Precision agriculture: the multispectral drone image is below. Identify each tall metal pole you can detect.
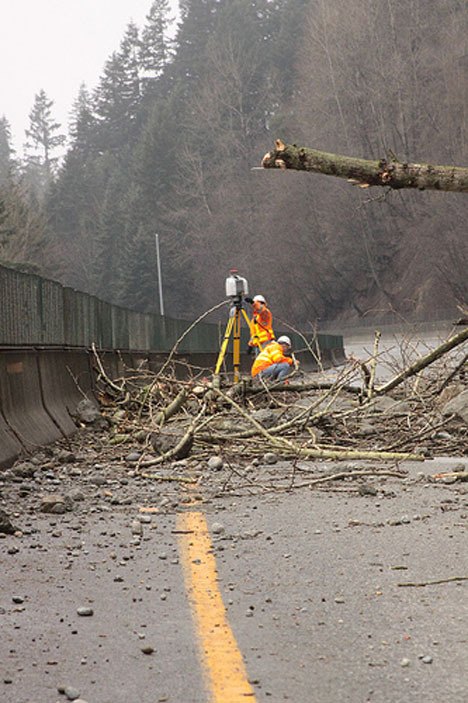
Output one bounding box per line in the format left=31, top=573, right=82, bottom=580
left=155, top=233, right=165, bottom=316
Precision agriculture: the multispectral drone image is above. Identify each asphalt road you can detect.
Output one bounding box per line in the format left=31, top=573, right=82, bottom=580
left=1, top=328, right=467, bottom=703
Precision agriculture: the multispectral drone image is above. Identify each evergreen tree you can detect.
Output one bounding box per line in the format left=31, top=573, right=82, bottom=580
left=171, top=0, right=225, bottom=88
left=140, top=0, right=175, bottom=84
left=94, top=22, right=141, bottom=152
left=24, top=90, right=65, bottom=176
left=23, top=90, right=65, bottom=199
left=119, top=223, right=159, bottom=311
left=0, top=116, right=14, bottom=186
left=69, top=83, right=98, bottom=157
left=0, top=181, right=46, bottom=270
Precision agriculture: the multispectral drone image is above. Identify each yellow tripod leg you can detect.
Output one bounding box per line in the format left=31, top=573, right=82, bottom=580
left=241, top=308, right=252, bottom=327
left=233, top=309, right=241, bottom=383
left=214, top=315, right=235, bottom=376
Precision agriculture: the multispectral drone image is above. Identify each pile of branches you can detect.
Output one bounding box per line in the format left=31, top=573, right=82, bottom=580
left=89, top=327, right=468, bottom=478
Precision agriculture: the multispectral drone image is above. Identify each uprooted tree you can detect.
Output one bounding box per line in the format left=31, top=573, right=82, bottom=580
left=261, top=140, right=468, bottom=193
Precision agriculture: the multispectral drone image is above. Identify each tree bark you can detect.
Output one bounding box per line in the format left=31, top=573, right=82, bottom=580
left=261, top=140, right=468, bottom=193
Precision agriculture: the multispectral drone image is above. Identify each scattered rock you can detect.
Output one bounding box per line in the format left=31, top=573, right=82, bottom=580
left=0, top=508, right=16, bottom=534
left=75, top=398, right=101, bottom=424
left=151, top=429, right=193, bottom=459
left=76, top=607, right=94, bottom=617
left=358, top=483, right=378, bottom=496
left=39, top=494, right=73, bottom=514
left=125, top=451, right=141, bottom=463
left=211, top=522, right=225, bottom=535
left=207, top=456, right=224, bottom=471
left=441, top=389, right=468, bottom=424
left=131, top=520, right=143, bottom=536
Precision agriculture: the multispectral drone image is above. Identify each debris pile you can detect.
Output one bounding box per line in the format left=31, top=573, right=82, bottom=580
left=0, top=327, right=466, bottom=521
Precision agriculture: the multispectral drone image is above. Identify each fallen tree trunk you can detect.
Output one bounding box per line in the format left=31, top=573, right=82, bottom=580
left=261, top=140, right=468, bottom=193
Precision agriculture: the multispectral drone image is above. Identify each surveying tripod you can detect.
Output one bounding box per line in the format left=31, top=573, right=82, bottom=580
left=214, top=298, right=252, bottom=384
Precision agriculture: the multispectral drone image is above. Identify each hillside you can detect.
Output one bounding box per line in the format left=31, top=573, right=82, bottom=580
left=0, top=0, right=466, bottom=327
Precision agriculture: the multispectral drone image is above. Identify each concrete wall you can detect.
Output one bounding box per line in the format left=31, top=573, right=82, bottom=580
left=0, top=348, right=94, bottom=468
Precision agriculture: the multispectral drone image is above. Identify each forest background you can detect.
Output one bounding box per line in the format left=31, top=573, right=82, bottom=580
left=0, top=0, right=466, bottom=328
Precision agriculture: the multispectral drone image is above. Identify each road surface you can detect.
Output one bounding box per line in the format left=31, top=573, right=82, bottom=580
left=1, top=327, right=467, bottom=703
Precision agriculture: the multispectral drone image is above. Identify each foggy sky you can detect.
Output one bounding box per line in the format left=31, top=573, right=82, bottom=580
left=0, top=0, right=179, bottom=154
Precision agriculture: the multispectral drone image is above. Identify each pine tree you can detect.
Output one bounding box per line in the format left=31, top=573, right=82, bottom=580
left=23, top=90, right=65, bottom=198
left=140, top=0, right=175, bottom=84
left=69, top=83, right=98, bottom=157
left=24, top=90, right=65, bottom=176
left=0, top=181, right=46, bottom=270
left=0, top=116, right=15, bottom=186
left=171, top=0, right=225, bottom=88
left=94, top=22, right=142, bottom=152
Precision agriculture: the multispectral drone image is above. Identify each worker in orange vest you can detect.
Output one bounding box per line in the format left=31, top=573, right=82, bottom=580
left=251, top=335, right=298, bottom=382
left=244, top=294, right=275, bottom=353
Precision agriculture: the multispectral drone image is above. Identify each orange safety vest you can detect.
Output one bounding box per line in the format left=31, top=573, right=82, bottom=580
left=251, top=341, right=293, bottom=377
left=249, top=303, right=275, bottom=348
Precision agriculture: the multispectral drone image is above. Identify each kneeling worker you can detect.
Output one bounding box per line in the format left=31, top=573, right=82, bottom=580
left=251, top=335, right=299, bottom=382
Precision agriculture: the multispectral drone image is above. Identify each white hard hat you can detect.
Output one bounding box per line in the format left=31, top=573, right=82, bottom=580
left=277, top=335, right=291, bottom=346
left=253, top=294, right=266, bottom=304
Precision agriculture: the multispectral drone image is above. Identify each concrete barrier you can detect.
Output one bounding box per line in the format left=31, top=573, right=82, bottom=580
left=0, top=334, right=346, bottom=467
left=0, top=348, right=98, bottom=468
left=0, top=410, right=23, bottom=468
left=0, top=350, right=64, bottom=459
left=38, top=349, right=94, bottom=435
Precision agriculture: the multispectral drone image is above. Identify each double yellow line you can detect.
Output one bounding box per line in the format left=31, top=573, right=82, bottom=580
left=178, top=511, right=257, bottom=702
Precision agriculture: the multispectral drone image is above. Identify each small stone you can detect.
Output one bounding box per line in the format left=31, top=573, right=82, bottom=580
left=358, top=483, right=378, bottom=496
left=141, top=645, right=154, bottom=655
left=76, top=607, right=94, bottom=617
left=400, top=658, right=411, bottom=667
left=125, top=452, right=141, bottom=463
left=39, top=494, right=72, bottom=514
left=0, top=508, right=16, bottom=534
left=64, top=686, right=81, bottom=700
left=67, top=489, right=85, bottom=502
left=131, top=520, right=143, bottom=536
left=421, top=655, right=433, bottom=664
left=207, top=456, right=224, bottom=471
left=263, top=452, right=278, bottom=465
left=211, top=522, right=225, bottom=535
left=12, top=596, right=24, bottom=604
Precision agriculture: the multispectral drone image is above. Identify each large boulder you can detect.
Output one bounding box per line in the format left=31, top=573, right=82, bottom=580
left=441, top=389, right=468, bottom=424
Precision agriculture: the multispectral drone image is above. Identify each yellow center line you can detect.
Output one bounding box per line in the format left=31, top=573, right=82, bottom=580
left=177, top=510, right=257, bottom=702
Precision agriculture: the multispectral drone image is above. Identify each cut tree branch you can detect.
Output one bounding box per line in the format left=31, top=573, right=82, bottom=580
left=261, top=140, right=468, bottom=193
